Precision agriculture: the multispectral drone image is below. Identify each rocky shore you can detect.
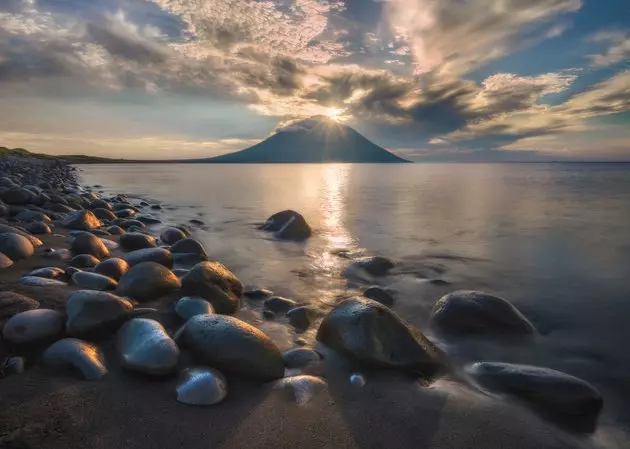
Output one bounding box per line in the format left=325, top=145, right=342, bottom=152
left=0, top=155, right=607, bottom=448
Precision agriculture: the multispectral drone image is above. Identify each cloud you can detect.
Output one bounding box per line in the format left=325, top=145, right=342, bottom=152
left=588, top=30, right=630, bottom=68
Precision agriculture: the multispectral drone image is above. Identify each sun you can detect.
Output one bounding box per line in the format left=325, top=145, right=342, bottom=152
left=324, top=107, right=345, bottom=122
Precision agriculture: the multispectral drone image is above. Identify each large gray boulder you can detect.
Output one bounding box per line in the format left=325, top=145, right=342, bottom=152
left=62, top=210, right=103, bottom=230
left=116, top=261, right=181, bottom=302
left=180, top=262, right=242, bottom=314
left=317, top=297, right=445, bottom=378
left=72, top=272, right=118, bottom=291
left=0, top=232, right=34, bottom=261
left=2, top=309, right=64, bottom=344
left=431, top=290, right=536, bottom=336
left=170, top=238, right=208, bottom=261
left=65, top=290, right=133, bottom=335
left=117, top=318, right=179, bottom=375
left=261, top=210, right=311, bottom=240
left=43, top=338, right=108, bottom=380
left=93, top=258, right=129, bottom=281
left=175, top=314, right=284, bottom=380
left=71, top=232, right=110, bottom=259
left=124, top=247, right=173, bottom=268
left=160, top=227, right=186, bottom=245
left=120, top=232, right=157, bottom=251
left=468, top=362, right=603, bottom=432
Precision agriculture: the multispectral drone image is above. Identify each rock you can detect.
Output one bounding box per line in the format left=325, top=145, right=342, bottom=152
left=468, top=362, right=603, bottom=432
left=64, top=266, right=82, bottom=278
left=352, top=256, right=395, bottom=277
left=189, top=219, right=204, bottom=225
left=350, top=373, right=366, bottom=387
left=91, top=230, right=111, bottom=238
left=175, top=314, right=284, bottom=380
left=65, top=290, right=133, bottom=335
left=0, top=224, right=43, bottom=247
left=93, top=258, right=129, bottom=280
left=317, top=297, right=444, bottom=377
left=100, top=239, right=119, bottom=251
left=136, top=214, right=161, bottom=225
left=47, top=203, right=75, bottom=213
left=272, top=375, right=327, bottom=405
left=92, top=208, right=117, bottom=220
left=2, top=309, right=64, bottom=344
left=106, top=225, right=124, bottom=235
left=88, top=199, right=112, bottom=211
left=0, top=232, right=34, bottom=261
left=176, top=367, right=228, bottom=406
left=43, top=338, right=108, bottom=380
left=430, top=290, right=536, bottom=336
left=283, top=348, right=321, bottom=369
left=170, top=238, right=208, bottom=261
left=116, top=261, right=181, bottom=302
left=15, top=210, right=51, bottom=222
left=120, top=219, right=146, bottom=230
left=363, top=286, right=395, bottom=307
left=45, top=248, right=72, bottom=261
left=0, top=292, right=39, bottom=325
left=20, top=276, right=67, bottom=286
left=62, top=210, right=103, bottom=230
left=70, top=254, right=100, bottom=268
left=243, top=288, right=273, bottom=299
left=263, top=296, right=297, bottom=313
left=26, top=267, right=65, bottom=279
left=262, top=310, right=275, bottom=319
left=286, top=306, right=314, bottom=330
left=120, top=232, right=157, bottom=251
left=113, top=203, right=138, bottom=212
left=160, top=227, right=186, bottom=245
left=115, top=209, right=136, bottom=218
left=0, top=252, right=13, bottom=269
left=124, top=247, right=173, bottom=268
left=180, top=262, right=242, bottom=314
left=4, top=356, right=25, bottom=376
left=261, top=210, right=311, bottom=240
left=2, top=188, right=32, bottom=205
left=117, top=318, right=179, bottom=375
left=150, top=204, right=162, bottom=210
left=72, top=272, right=118, bottom=291
left=25, top=221, right=52, bottom=234
left=48, top=193, right=69, bottom=204
left=71, top=233, right=110, bottom=259
left=175, top=296, right=214, bottom=321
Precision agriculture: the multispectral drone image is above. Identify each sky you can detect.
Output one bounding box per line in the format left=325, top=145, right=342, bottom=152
left=0, top=0, right=629, bottom=161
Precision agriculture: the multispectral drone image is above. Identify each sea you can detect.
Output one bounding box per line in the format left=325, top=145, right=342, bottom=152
left=79, top=162, right=630, bottom=445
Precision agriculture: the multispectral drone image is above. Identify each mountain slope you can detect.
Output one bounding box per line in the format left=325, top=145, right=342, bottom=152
left=205, top=117, right=409, bottom=163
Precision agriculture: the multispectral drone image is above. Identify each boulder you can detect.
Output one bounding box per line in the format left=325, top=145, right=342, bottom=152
left=43, top=338, right=108, bottom=380
left=62, top=210, right=102, bottom=230
left=47, top=203, right=75, bottom=213
left=283, top=347, right=321, bottom=369
left=363, top=286, right=395, bottom=307
left=136, top=214, right=161, bottom=225
left=71, top=232, right=110, bottom=259
left=243, top=288, right=273, bottom=299
left=117, top=318, right=179, bottom=375
left=160, top=227, right=187, bottom=245
left=0, top=232, right=34, bottom=261
left=351, top=256, right=395, bottom=277
left=88, top=199, right=112, bottom=211
left=2, top=188, right=32, bottom=205
left=264, top=296, right=297, bottom=313
left=261, top=210, right=311, bottom=240
left=0, top=251, right=13, bottom=269
left=0, top=224, right=42, bottom=247
left=176, top=367, right=228, bottom=406
left=120, top=219, right=145, bottom=230
left=70, top=254, right=100, bottom=268
left=124, top=247, right=173, bottom=268
left=2, top=309, right=64, bottom=344
left=317, top=297, right=444, bottom=377
left=180, top=262, right=242, bottom=314
left=468, top=362, right=603, bottom=433
left=115, top=209, right=136, bottom=218
left=72, top=272, right=118, bottom=291
left=93, top=258, right=129, bottom=281
left=120, top=232, right=157, bottom=251
left=26, top=267, right=65, bottom=279
left=0, top=291, right=39, bottom=326
left=286, top=306, right=314, bottom=330
left=175, top=314, right=284, bottom=380
left=92, top=208, right=117, bottom=220
left=170, top=238, right=208, bottom=261
left=175, top=296, right=214, bottom=321
left=20, top=276, right=67, bottom=286
left=25, top=221, right=52, bottom=234
left=66, top=290, right=133, bottom=335
left=48, top=193, right=69, bottom=204
left=106, top=225, right=124, bottom=235
left=15, top=210, right=51, bottom=222
left=431, top=290, right=536, bottom=336
left=116, top=261, right=181, bottom=302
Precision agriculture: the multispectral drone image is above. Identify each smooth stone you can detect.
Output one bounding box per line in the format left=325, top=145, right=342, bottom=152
left=48, top=193, right=69, bottom=204
left=286, top=306, right=314, bottom=330
left=180, top=262, right=242, bottom=314
left=72, top=272, right=118, bottom=291
left=160, top=227, right=186, bottom=245
left=175, top=314, right=284, bottom=380
left=25, top=221, right=52, bottom=234
left=272, top=375, right=327, bottom=404
left=264, top=296, right=297, bottom=313
left=113, top=203, right=138, bottom=212
left=124, top=247, right=173, bottom=268
left=262, top=310, right=275, bottom=320
left=175, top=296, right=214, bottom=321
left=170, top=238, right=208, bottom=261
left=2, top=309, right=64, bottom=344
left=0, top=232, right=34, bottom=261
left=0, top=252, right=13, bottom=269
left=283, top=348, right=321, bottom=369
left=243, top=288, right=273, bottom=299
left=117, top=318, right=179, bottom=375
left=70, top=254, right=100, bottom=268
left=93, top=258, right=129, bottom=280
left=4, top=356, right=25, bottom=375
left=115, top=209, right=136, bottom=218
left=261, top=210, right=312, bottom=240
left=47, top=203, right=75, bottom=213
left=363, top=286, right=395, bottom=307
left=351, top=256, right=395, bottom=277
left=317, top=297, right=445, bottom=377
left=62, top=210, right=103, bottom=230
left=27, top=267, right=65, bottom=279
left=0, top=291, right=40, bottom=325
left=116, top=261, right=181, bottom=302
left=350, top=373, right=366, bottom=387
left=15, top=210, right=51, bottom=222
left=64, top=266, right=82, bottom=277
left=468, top=362, right=603, bottom=432
left=106, top=225, right=124, bottom=235
left=176, top=367, right=228, bottom=405
left=431, top=290, right=536, bottom=336
left=65, top=290, right=133, bottom=335
left=92, top=208, right=117, bottom=220
left=136, top=214, right=161, bottom=225
left=2, top=188, right=32, bottom=205
left=150, top=204, right=162, bottom=210
left=88, top=199, right=112, bottom=211
left=120, top=232, right=157, bottom=251
left=20, top=276, right=67, bottom=286
left=189, top=219, right=204, bottom=226
left=45, top=248, right=72, bottom=261
left=0, top=224, right=43, bottom=247
left=43, top=338, right=108, bottom=380
left=120, top=219, right=146, bottom=230
left=101, top=239, right=119, bottom=251
left=71, top=232, right=110, bottom=258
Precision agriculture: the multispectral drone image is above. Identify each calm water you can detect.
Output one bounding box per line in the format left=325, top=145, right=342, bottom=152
left=79, top=163, right=630, bottom=442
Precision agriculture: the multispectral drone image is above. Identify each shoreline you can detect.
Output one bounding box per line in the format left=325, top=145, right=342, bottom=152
left=0, top=155, right=621, bottom=448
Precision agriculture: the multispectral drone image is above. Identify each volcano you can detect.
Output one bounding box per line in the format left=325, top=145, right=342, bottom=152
left=205, top=117, right=408, bottom=163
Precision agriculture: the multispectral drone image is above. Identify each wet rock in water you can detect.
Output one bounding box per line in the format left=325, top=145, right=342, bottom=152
left=160, top=227, right=186, bottom=245
left=170, top=238, right=208, bottom=261
left=4, top=356, right=25, bottom=376
left=350, top=373, right=366, bottom=387
left=176, top=367, right=228, bottom=406
left=262, top=310, right=275, bottom=320
left=46, top=248, right=72, bottom=261
left=180, top=262, right=242, bottom=314
left=20, top=276, right=67, bottom=286
left=124, top=247, right=173, bottom=268
left=175, top=296, right=214, bottom=321
left=43, top=338, right=108, bottom=381
left=2, top=188, right=32, bottom=205
left=175, top=314, right=284, bottom=380
left=189, top=218, right=204, bottom=226
left=283, top=348, right=321, bottom=369
left=150, top=204, right=162, bottom=210
left=430, top=290, right=536, bottom=336
left=92, top=208, right=117, bottom=220
left=273, top=375, right=327, bottom=405
left=120, top=232, right=157, bottom=251
left=115, top=209, right=136, bottom=219
left=317, top=297, right=445, bottom=378
left=25, top=221, right=52, bottom=234
left=2, top=309, right=64, bottom=344
left=93, top=258, right=129, bottom=281
left=106, top=225, right=125, bottom=235
left=65, top=290, right=133, bottom=335
left=352, top=256, right=395, bottom=277
left=88, top=199, right=112, bottom=211
left=47, top=203, right=75, bottom=214
left=15, top=210, right=51, bottom=222
left=0, top=292, right=39, bottom=325
left=116, top=261, right=181, bottom=302
left=0, top=224, right=43, bottom=247
left=120, top=219, right=146, bottom=230
left=0, top=252, right=13, bottom=269
left=264, top=296, right=297, bottom=313
left=64, top=266, right=82, bottom=278
left=261, top=210, right=311, bottom=241
left=113, top=202, right=138, bottom=212
left=468, top=362, right=603, bottom=433
left=62, top=210, right=102, bottom=230
left=0, top=232, right=34, bottom=261
left=243, top=288, right=273, bottom=299
left=70, top=254, right=100, bottom=268
left=286, top=306, right=314, bottom=330
left=117, top=318, right=179, bottom=375
left=136, top=214, right=161, bottom=225
left=72, top=272, right=118, bottom=291
left=363, top=286, right=395, bottom=307
left=27, top=267, right=65, bottom=279
left=71, top=232, right=110, bottom=258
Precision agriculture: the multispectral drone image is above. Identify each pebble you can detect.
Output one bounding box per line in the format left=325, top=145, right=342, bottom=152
left=176, top=367, right=228, bottom=406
